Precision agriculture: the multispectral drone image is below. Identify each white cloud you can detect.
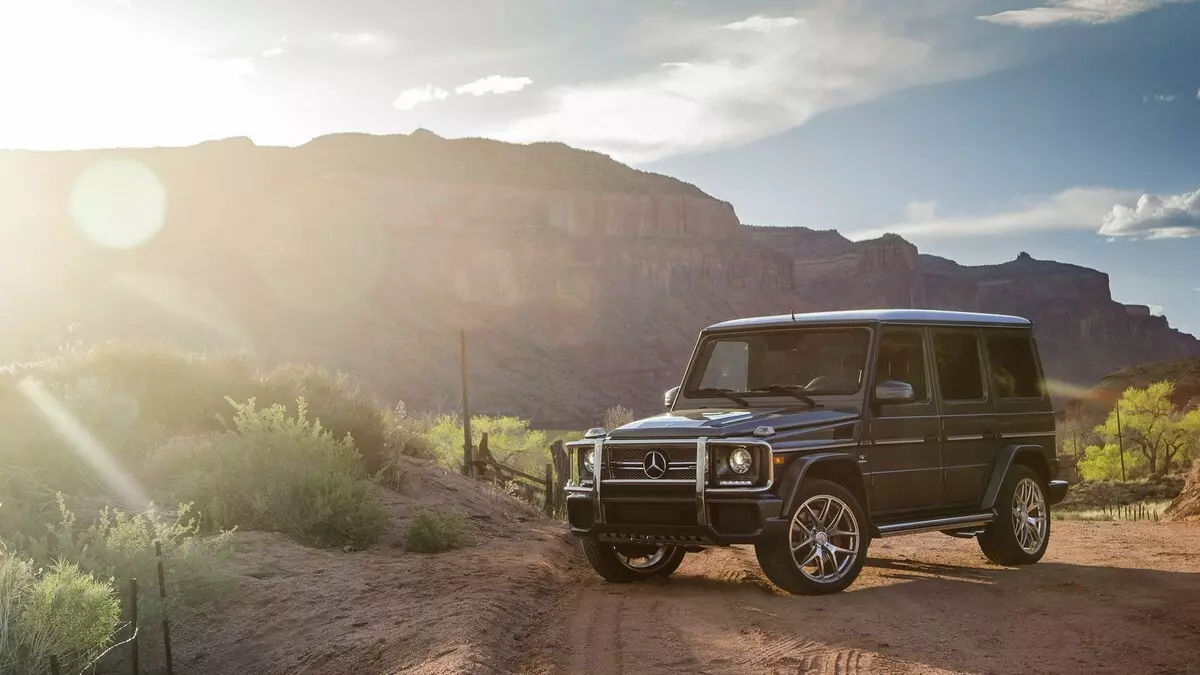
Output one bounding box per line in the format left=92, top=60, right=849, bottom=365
left=851, top=188, right=1141, bottom=240
left=722, top=15, right=802, bottom=32
left=393, top=84, right=450, bottom=111
left=979, top=0, right=1195, bottom=28
left=327, top=31, right=397, bottom=55
left=1148, top=304, right=1165, bottom=316
left=1145, top=93, right=1176, bottom=102
left=262, top=46, right=285, bottom=58
left=493, top=6, right=991, bottom=163
left=454, top=75, right=534, bottom=97
left=1099, top=188, right=1200, bottom=239
left=1196, top=87, right=1200, bottom=99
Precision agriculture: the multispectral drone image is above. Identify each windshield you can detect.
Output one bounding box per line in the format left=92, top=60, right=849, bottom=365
left=685, top=327, right=871, bottom=399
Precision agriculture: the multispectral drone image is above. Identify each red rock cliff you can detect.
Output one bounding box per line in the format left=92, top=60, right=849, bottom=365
left=2, top=133, right=1197, bottom=426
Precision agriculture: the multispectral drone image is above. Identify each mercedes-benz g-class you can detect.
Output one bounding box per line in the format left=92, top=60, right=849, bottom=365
left=564, top=309, right=1068, bottom=595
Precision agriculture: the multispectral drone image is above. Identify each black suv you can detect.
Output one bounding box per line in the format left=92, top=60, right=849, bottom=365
left=565, top=309, right=1068, bottom=595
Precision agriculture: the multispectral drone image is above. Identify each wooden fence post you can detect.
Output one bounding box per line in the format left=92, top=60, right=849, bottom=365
left=155, top=541, right=175, bottom=675
left=551, top=440, right=568, bottom=515
left=478, top=432, right=490, bottom=479
left=543, top=463, right=554, bottom=517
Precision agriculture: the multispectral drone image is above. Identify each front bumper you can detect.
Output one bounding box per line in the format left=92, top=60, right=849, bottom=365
left=1047, top=479, right=1069, bottom=506
left=566, top=492, right=786, bottom=546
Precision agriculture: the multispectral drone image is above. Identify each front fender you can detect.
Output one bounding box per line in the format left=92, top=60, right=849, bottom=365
left=776, top=452, right=864, bottom=515
left=981, top=444, right=1050, bottom=510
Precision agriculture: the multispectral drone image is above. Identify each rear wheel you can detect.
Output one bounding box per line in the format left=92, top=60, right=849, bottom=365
left=978, top=465, right=1050, bottom=565
left=755, top=479, right=869, bottom=595
left=580, top=540, right=686, bottom=583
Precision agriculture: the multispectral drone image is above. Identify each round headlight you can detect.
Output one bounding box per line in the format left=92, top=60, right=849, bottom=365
left=729, top=447, right=753, bottom=474
left=582, top=450, right=595, bottom=474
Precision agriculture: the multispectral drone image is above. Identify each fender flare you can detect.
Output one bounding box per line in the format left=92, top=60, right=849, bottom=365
left=777, top=452, right=866, bottom=516
left=980, top=444, right=1050, bottom=510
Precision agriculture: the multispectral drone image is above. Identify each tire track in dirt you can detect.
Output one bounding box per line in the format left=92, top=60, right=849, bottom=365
left=534, top=523, right=1200, bottom=675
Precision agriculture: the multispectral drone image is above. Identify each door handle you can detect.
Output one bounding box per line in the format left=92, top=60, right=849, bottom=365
left=924, top=433, right=940, bottom=443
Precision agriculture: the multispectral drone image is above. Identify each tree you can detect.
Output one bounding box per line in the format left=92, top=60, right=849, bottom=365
left=1093, top=381, right=1197, bottom=477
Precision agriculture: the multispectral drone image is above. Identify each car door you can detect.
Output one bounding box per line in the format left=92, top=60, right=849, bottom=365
left=867, top=326, right=943, bottom=514
left=931, top=327, right=997, bottom=507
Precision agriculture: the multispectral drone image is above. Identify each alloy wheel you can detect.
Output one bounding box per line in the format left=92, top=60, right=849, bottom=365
left=1012, top=477, right=1048, bottom=554
left=788, top=494, right=861, bottom=583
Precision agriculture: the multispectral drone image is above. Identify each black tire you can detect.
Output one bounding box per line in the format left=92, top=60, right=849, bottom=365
left=754, top=478, right=870, bottom=595
left=580, top=539, right=686, bottom=583
left=978, top=464, right=1051, bottom=566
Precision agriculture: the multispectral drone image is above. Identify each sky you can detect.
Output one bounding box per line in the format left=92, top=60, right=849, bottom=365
left=1, top=0, right=1198, bottom=333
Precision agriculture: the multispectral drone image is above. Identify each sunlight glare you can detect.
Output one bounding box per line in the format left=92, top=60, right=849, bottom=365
left=69, top=158, right=166, bottom=249
left=17, top=377, right=150, bottom=511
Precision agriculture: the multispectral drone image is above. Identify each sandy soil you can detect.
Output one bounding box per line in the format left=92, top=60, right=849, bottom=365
left=526, top=521, right=1200, bottom=675
left=170, top=463, right=1200, bottom=675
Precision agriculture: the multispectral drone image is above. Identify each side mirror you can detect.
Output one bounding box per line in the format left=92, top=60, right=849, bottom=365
left=874, top=380, right=915, bottom=404
left=664, top=385, right=680, bottom=409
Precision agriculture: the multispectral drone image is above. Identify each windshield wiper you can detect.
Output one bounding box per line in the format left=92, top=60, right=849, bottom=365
left=692, top=387, right=750, bottom=406
left=749, top=384, right=820, bottom=409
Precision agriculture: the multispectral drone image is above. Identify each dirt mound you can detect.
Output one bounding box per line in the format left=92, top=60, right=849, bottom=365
left=171, top=458, right=579, bottom=675
left=1163, top=460, right=1200, bottom=522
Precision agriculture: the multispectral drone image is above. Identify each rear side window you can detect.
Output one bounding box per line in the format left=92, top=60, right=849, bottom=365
left=933, top=332, right=985, bottom=401
left=986, top=333, right=1043, bottom=398
left=875, top=331, right=928, bottom=402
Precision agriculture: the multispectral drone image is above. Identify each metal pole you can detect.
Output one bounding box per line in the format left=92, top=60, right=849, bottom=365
left=155, top=541, right=175, bottom=675
left=129, top=578, right=139, bottom=675
left=460, top=328, right=474, bottom=477
left=1116, top=403, right=1127, bottom=481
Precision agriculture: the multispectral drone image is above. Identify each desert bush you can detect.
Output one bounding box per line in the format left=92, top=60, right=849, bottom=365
left=602, top=404, right=636, bottom=431
left=404, top=508, right=467, bottom=553
left=260, top=364, right=434, bottom=471
left=3, top=497, right=235, bottom=671
left=4, top=346, right=434, bottom=479
left=0, top=553, right=120, bottom=675
left=172, top=397, right=387, bottom=549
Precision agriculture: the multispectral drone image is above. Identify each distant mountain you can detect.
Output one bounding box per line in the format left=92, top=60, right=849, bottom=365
left=2, top=133, right=1198, bottom=426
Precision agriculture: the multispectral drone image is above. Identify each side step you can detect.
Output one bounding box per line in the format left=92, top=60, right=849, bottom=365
left=875, top=512, right=994, bottom=538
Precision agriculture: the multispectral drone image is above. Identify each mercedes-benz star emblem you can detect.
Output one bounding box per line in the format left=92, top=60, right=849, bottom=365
left=642, top=451, right=668, bottom=479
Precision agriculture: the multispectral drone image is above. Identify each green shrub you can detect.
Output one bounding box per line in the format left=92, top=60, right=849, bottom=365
left=173, top=397, right=387, bottom=549
left=0, top=552, right=120, bottom=675
left=4, top=497, right=234, bottom=671
left=261, top=364, right=433, bottom=471
left=404, top=508, right=467, bottom=553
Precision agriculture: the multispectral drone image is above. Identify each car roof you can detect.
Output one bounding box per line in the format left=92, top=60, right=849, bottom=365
left=704, top=309, right=1032, bottom=332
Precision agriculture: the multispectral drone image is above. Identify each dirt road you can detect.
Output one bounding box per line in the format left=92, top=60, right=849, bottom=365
left=528, top=521, right=1200, bottom=675
left=172, top=465, right=1200, bottom=675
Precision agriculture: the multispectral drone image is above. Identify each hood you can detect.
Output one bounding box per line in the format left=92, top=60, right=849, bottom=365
left=606, top=406, right=861, bottom=440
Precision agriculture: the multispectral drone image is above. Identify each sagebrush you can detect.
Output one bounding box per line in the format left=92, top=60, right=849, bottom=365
left=405, top=508, right=467, bottom=553
left=173, top=397, right=388, bottom=549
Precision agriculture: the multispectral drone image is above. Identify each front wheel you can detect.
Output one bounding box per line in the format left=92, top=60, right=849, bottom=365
left=978, top=465, right=1050, bottom=566
left=580, top=540, right=686, bottom=583
left=755, top=478, right=869, bottom=595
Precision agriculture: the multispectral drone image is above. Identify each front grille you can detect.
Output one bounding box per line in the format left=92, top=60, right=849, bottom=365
left=607, top=446, right=695, bottom=463
left=567, top=500, right=595, bottom=529
left=604, top=444, right=697, bottom=481
left=607, top=502, right=697, bottom=527
left=710, top=504, right=760, bottom=535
